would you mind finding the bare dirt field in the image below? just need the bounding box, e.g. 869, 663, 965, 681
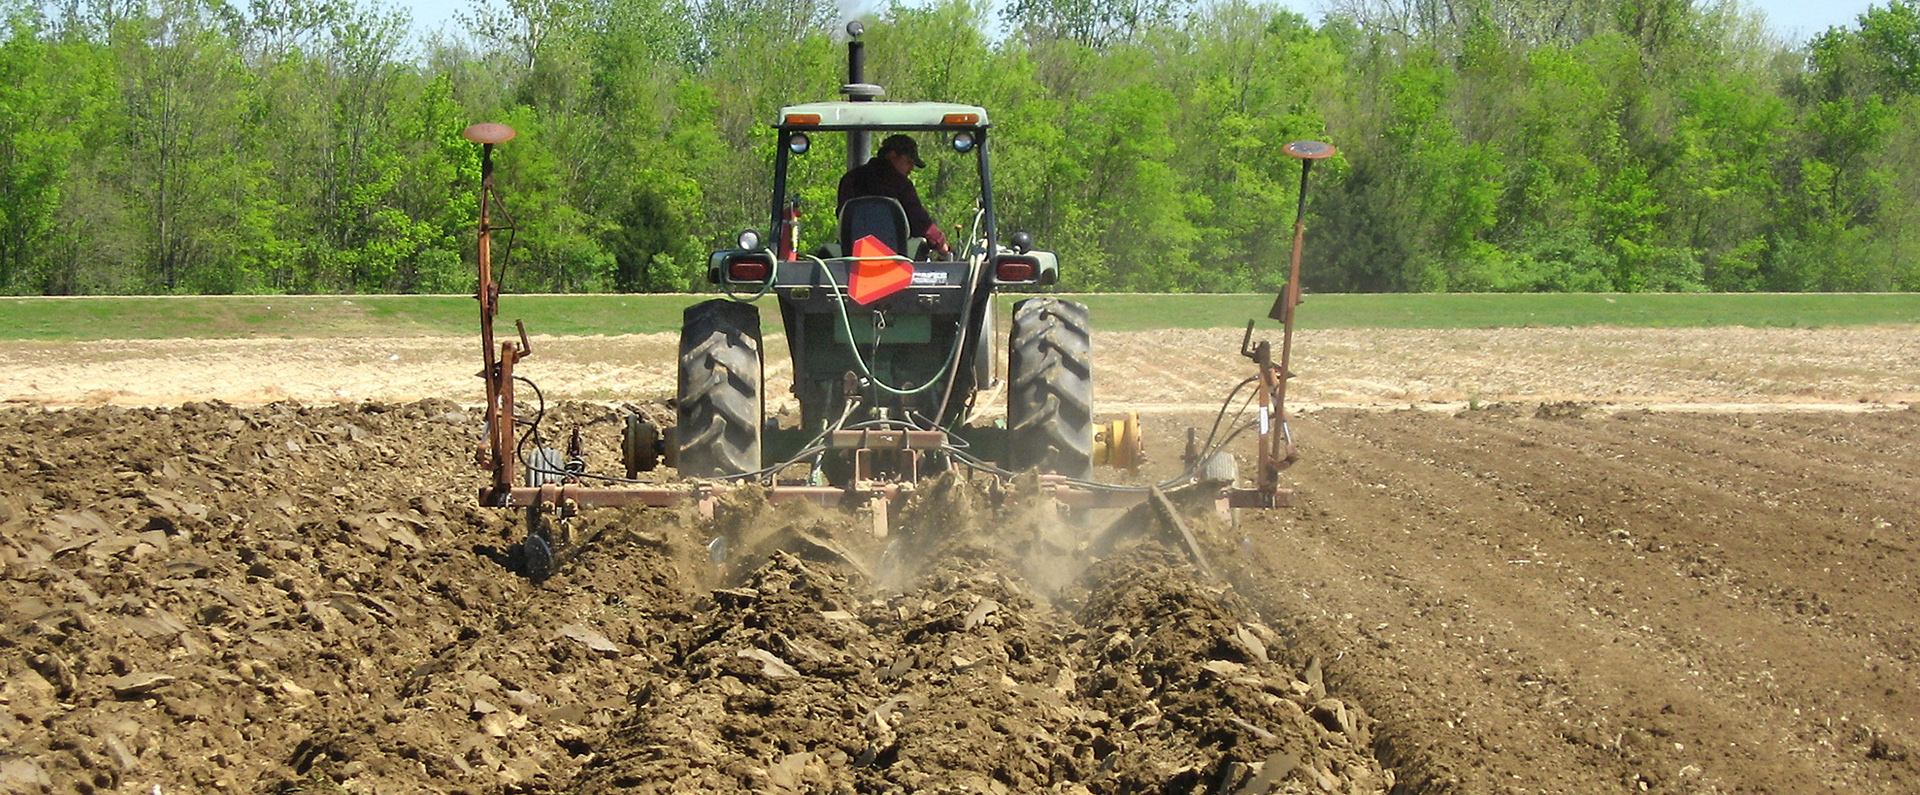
1, 325, 1916, 794
5, 325, 1917, 410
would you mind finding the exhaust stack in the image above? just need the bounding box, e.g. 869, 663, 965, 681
840, 21, 884, 171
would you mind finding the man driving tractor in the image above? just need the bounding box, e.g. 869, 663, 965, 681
837, 133, 952, 258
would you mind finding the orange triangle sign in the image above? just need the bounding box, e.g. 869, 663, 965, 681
849, 235, 913, 305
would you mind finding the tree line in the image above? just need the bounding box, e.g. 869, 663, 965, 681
2, 0, 1917, 295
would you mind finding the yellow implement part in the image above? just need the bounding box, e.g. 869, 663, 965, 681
1093, 412, 1144, 471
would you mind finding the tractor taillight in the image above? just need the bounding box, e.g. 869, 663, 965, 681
728, 257, 771, 282
995, 257, 1037, 282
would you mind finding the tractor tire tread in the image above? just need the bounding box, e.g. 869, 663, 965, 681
1007, 297, 1093, 479
677, 299, 762, 478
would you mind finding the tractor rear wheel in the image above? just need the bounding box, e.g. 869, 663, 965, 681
1007, 297, 1093, 479
677, 299, 762, 478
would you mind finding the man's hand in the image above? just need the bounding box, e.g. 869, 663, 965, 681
925, 224, 952, 257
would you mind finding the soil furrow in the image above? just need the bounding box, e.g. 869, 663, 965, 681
1219, 408, 1920, 794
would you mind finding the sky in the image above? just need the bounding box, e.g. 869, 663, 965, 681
397, 0, 1885, 47
1754, 0, 1878, 39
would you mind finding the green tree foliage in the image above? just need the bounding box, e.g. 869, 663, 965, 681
1165, 5, 1343, 292
1, 0, 1916, 295
1003, 0, 1191, 48
1665, 74, 1783, 290
1780, 0, 1920, 291
112, 0, 280, 293
0, 14, 103, 289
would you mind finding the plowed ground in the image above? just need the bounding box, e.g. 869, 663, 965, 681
1, 326, 1916, 795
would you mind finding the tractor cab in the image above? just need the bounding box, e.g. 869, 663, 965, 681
709, 99, 1057, 301
690, 27, 1066, 486
771, 101, 991, 264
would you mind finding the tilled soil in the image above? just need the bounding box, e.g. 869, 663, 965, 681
1222, 405, 1920, 794
2, 328, 1917, 795
0, 401, 1386, 794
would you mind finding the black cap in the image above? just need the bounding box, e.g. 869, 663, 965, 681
880, 134, 925, 168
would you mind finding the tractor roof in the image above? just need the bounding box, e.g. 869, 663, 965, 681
775, 101, 990, 130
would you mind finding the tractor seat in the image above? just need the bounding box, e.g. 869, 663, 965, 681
838, 195, 924, 260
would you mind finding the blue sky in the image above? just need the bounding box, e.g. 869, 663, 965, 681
1755, 0, 1877, 38
398, 0, 1884, 47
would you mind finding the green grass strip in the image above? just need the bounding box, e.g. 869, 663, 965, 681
4, 292, 1916, 341
1072, 292, 1920, 330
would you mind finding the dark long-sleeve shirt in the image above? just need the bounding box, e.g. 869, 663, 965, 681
837, 157, 935, 236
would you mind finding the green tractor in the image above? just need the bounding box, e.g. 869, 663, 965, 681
473, 26, 1319, 576
676, 24, 1122, 488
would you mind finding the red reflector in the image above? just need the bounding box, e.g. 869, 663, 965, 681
728, 258, 770, 281
996, 259, 1036, 282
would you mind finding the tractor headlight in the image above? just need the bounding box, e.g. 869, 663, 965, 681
738, 229, 762, 250
787, 132, 810, 155
950, 131, 975, 153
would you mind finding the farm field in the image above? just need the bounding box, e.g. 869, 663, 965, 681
1, 308, 1917, 793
